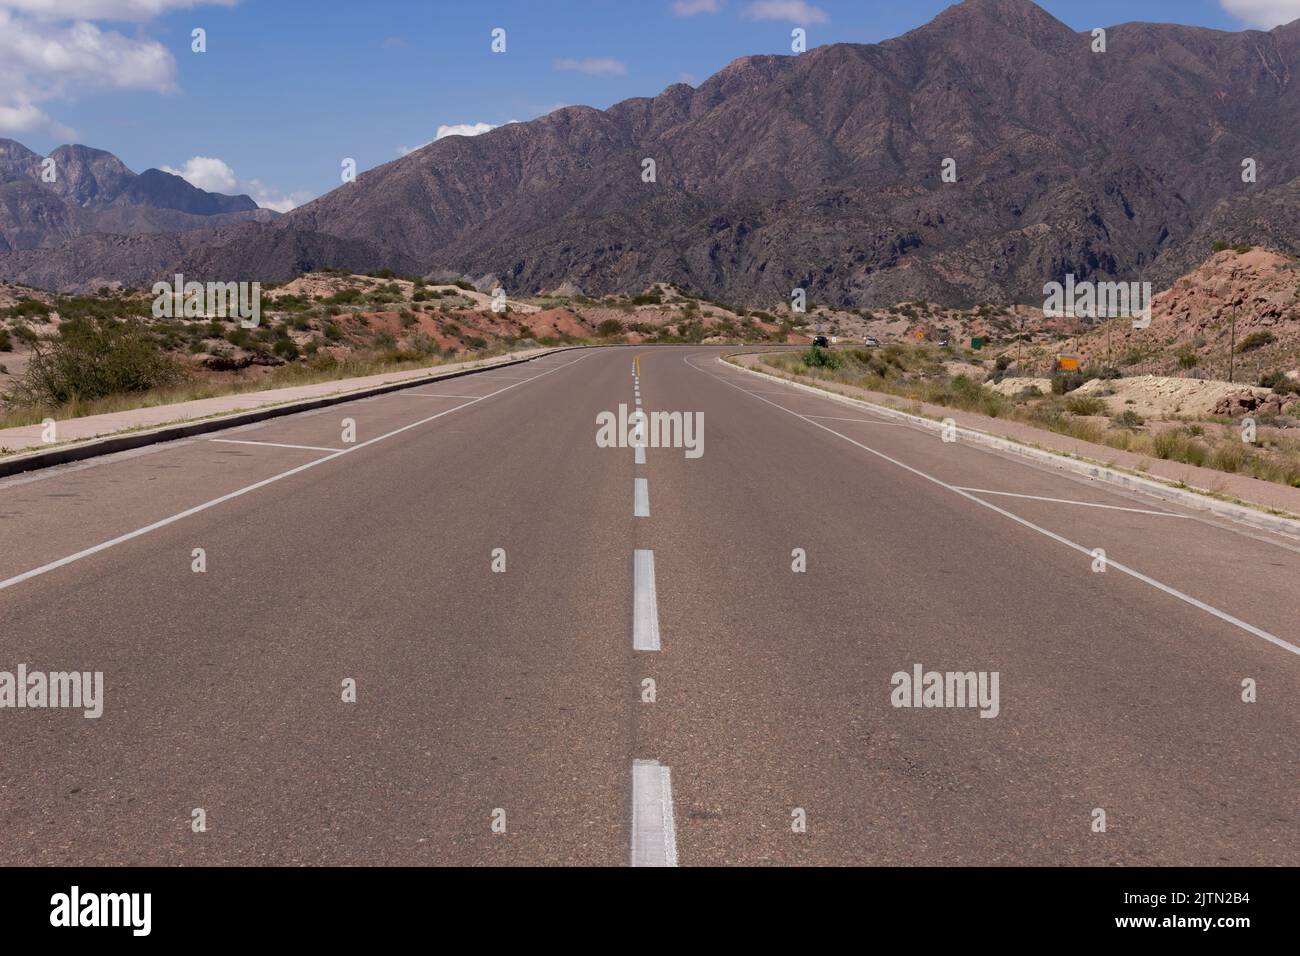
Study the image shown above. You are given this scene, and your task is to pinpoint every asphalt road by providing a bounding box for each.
[1,346,1297,866]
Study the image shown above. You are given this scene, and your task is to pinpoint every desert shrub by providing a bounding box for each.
[1237,330,1276,353]
[1259,370,1300,395]
[1152,428,1206,466]
[324,288,363,305]
[272,337,300,360]
[1051,369,1085,394]
[1065,394,1106,416]
[8,318,185,406]
[801,346,841,369]
[2,298,49,320]
[1209,441,1246,473]
[0,328,11,351]
[596,319,624,336]
[1112,409,1144,428]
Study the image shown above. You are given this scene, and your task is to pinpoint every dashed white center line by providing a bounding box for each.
[634,477,650,517]
[634,444,646,465]
[630,759,678,867]
[632,549,661,651]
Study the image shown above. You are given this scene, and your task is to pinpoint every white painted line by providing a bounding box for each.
[804,415,905,426]
[633,549,661,651]
[956,487,1189,517]
[688,356,1300,659]
[634,477,650,517]
[210,439,341,452]
[0,353,591,593]
[397,392,493,399]
[635,397,642,407]
[630,759,678,867]
[634,444,646,465]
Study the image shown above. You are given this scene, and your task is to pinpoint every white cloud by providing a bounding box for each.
[554,57,627,76]
[673,0,722,15]
[0,6,188,137]
[243,179,312,214]
[740,0,829,24]
[0,1,237,21]
[381,36,407,49]
[437,121,498,140]
[161,155,310,212]
[397,120,520,157]
[160,155,236,192]
[1219,0,1300,28]
[0,98,74,137]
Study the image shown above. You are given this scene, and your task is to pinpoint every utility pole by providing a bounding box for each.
[1227,308,1237,384]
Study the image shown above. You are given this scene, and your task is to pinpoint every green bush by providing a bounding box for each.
[1051,369,1084,394]
[1065,394,1106,416]
[1237,330,1275,353]
[596,319,624,336]
[7,318,185,406]
[801,346,841,369]
[1112,409,1144,428]
[0,328,11,352]
[324,288,363,305]
[1259,370,1300,395]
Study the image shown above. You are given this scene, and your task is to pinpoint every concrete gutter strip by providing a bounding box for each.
[727,355,1300,542]
[0,346,584,479]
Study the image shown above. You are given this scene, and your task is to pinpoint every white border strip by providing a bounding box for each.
[210,439,341,452]
[956,487,1189,517]
[634,478,650,517]
[630,759,678,867]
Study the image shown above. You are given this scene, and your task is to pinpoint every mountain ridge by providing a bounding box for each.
[4,0,1300,300]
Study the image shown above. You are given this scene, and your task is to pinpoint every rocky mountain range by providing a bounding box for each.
[0,139,272,256]
[2,0,1300,305]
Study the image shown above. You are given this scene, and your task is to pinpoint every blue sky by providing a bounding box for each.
[0,0,1293,210]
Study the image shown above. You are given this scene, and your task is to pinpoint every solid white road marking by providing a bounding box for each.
[630,759,678,867]
[210,439,341,452]
[397,392,493,399]
[804,415,906,426]
[956,487,1189,517]
[634,477,650,517]
[633,549,661,651]
[0,353,591,593]
[634,444,646,465]
[689,356,1300,659]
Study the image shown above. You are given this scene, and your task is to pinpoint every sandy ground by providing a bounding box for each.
[1074,375,1271,418]
[985,373,1272,419]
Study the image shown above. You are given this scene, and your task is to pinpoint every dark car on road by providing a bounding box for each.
[812,335,831,348]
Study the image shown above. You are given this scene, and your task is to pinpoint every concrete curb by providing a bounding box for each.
[726,355,1300,542]
[0,346,585,480]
